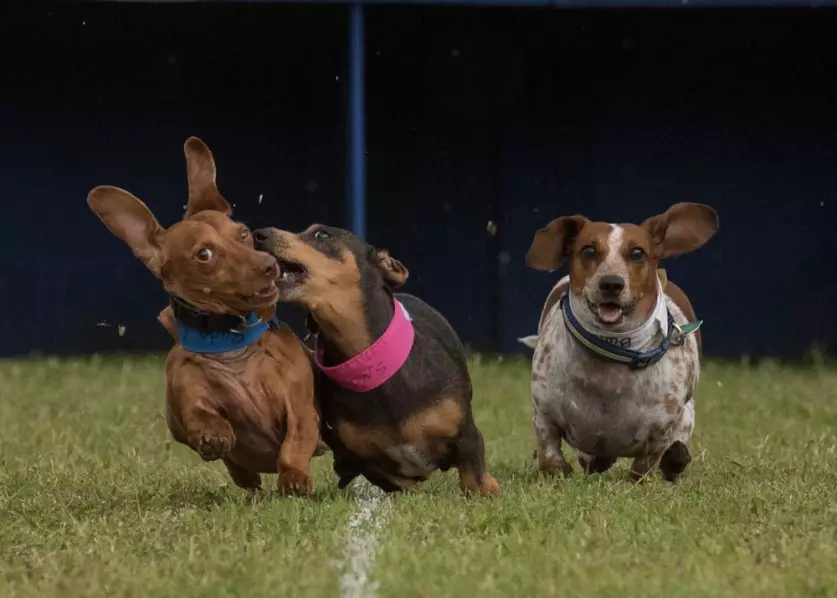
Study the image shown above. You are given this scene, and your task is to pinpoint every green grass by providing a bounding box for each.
[1,354,837,597]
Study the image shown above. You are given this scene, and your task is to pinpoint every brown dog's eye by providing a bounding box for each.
[196,247,213,262]
[314,230,330,241]
[630,247,645,263]
[580,245,597,261]
[240,228,250,242]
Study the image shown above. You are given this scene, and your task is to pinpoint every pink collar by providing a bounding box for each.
[314,299,415,392]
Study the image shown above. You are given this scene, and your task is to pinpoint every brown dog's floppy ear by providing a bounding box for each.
[88,185,166,276]
[183,137,232,218]
[525,215,589,272]
[642,203,719,259]
[375,249,409,289]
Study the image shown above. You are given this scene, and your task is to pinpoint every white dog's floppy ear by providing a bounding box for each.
[642,203,719,259]
[525,215,589,272]
[87,185,167,277]
[183,136,232,218]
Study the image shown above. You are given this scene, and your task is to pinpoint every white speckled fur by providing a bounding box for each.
[530,276,699,476]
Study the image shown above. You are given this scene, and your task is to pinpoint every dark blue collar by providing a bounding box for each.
[560,295,676,370]
[170,297,277,354]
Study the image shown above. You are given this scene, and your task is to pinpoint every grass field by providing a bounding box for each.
[1,354,837,597]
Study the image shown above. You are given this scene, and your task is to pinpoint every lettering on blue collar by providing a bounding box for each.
[597,336,632,348]
[560,295,678,370]
[174,309,275,354]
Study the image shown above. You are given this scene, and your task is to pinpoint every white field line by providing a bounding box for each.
[335,481,391,598]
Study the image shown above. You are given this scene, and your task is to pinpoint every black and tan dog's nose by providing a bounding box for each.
[253,228,272,248]
[598,275,625,296]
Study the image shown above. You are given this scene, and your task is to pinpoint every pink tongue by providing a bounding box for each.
[597,305,623,324]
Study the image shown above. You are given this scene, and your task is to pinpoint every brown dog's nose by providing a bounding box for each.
[598,275,625,296]
[257,253,279,278]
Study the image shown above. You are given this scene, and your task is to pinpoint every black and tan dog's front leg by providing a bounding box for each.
[455,420,500,496]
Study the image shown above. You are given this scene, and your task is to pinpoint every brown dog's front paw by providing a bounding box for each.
[191,425,235,462]
[279,468,314,497]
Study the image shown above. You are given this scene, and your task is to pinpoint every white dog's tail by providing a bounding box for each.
[518,335,539,349]
[519,275,569,353]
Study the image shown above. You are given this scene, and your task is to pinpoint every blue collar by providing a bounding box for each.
[170,297,277,354]
[560,294,676,370]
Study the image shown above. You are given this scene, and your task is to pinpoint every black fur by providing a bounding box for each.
[255,225,493,493]
[320,292,487,490]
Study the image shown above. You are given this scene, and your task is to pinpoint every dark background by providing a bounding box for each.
[1,3,835,358]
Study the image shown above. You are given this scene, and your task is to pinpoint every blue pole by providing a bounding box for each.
[348,2,366,238]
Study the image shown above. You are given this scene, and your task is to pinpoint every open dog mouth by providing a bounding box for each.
[276,258,307,286]
[586,299,634,326]
[253,281,278,299]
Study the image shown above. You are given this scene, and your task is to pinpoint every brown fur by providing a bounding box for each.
[87,137,321,494]
[335,397,463,460]
[336,421,395,459]
[282,234,372,356]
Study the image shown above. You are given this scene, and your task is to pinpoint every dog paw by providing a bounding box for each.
[660,441,691,483]
[194,431,234,462]
[459,471,501,497]
[535,454,573,478]
[279,468,314,497]
[476,474,501,497]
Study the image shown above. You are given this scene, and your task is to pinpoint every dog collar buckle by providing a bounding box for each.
[671,320,703,346]
[229,314,261,335]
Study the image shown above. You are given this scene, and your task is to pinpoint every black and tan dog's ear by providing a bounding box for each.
[525,215,589,272]
[642,203,718,259]
[88,185,166,276]
[183,136,232,218]
[375,249,409,288]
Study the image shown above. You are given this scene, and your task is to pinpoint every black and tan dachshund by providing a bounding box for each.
[254,224,499,496]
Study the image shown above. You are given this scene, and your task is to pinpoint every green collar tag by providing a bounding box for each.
[671,320,703,345]
[678,321,703,336]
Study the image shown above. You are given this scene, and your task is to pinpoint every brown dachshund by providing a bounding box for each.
[87,137,321,495]
[253,224,499,496]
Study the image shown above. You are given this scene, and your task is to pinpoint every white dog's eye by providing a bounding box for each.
[196,247,214,262]
[580,245,597,261]
[629,247,645,263]
[314,230,330,241]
